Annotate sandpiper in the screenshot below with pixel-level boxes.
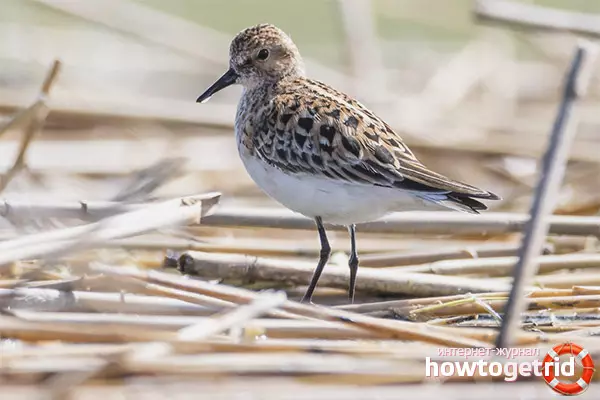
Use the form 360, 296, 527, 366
197, 23, 500, 303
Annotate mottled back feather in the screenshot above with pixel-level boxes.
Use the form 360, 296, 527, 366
240, 77, 499, 208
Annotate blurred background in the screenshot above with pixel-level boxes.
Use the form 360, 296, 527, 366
1, 0, 599, 214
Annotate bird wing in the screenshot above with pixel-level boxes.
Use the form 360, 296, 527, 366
251, 78, 499, 200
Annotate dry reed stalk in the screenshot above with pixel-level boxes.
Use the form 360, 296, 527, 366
118, 352, 421, 379
496, 43, 597, 349
395, 253, 600, 276
0, 60, 61, 193
0, 315, 174, 343
536, 324, 600, 333
130, 280, 237, 311
178, 290, 286, 342
57, 233, 408, 259
203, 206, 600, 236
426, 325, 600, 348
178, 251, 513, 297
19, 275, 168, 294
124, 291, 288, 365
528, 307, 600, 316
0, 192, 220, 223
0, 103, 44, 139
559, 327, 600, 337
0, 343, 131, 362
1, 337, 436, 365
546, 236, 600, 253
403, 295, 600, 319
475, 0, 600, 38
187, 227, 498, 253
129, 278, 303, 320
0, 288, 211, 315
0, 194, 220, 270
9, 311, 375, 340
442, 314, 600, 330
175, 339, 438, 360
532, 272, 600, 288
125, 347, 524, 383
338, 288, 574, 313
359, 242, 549, 268
97, 235, 328, 257
573, 286, 600, 295
116, 233, 431, 258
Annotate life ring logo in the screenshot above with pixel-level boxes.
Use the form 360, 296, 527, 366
542, 342, 595, 396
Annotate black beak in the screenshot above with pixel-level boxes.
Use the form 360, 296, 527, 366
196, 68, 239, 103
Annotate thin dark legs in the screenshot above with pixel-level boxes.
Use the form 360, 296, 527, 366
302, 219, 359, 304
348, 224, 358, 303
301, 216, 331, 303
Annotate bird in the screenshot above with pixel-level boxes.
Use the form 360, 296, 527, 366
196, 23, 500, 304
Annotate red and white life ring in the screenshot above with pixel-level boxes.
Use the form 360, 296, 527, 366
542, 342, 595, 396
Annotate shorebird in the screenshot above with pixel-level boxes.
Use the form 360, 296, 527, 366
197, 24, 500, 303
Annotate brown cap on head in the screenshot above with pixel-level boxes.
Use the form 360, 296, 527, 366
229, 23, 305, 84
197, 23, 304, 103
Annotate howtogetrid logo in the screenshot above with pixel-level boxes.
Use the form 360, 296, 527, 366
427, 342, 595, 396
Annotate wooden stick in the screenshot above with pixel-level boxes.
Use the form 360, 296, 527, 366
202, 206, 600, 236
496, 43, 598, 349
178, 251, 513, 297
474, 0, 600, 38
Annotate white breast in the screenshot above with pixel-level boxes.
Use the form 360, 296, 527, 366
238, 146, 436, 225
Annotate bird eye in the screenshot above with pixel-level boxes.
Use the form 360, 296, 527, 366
257, 49, 270, 61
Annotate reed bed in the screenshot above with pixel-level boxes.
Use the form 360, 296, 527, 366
1, 193, 600, 397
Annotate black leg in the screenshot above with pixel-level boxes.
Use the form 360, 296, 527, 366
348, 224, 359, 303
301, 217, 331, 303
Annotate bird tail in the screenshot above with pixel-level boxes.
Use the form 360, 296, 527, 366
419, 192, 499, 214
